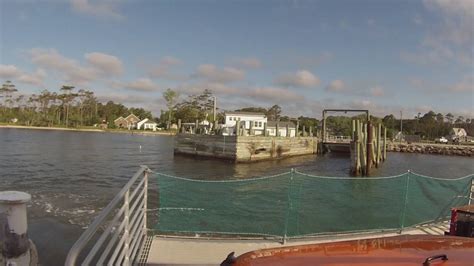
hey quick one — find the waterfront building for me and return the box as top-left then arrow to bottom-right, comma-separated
114,114 -> 141,129
267,121 -> 296,137
450,128 -> 468,141
137,118 -> 158,131
224,112 -> 267,135
113,116 -> 127,128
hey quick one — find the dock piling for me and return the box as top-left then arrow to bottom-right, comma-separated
383,127 -> 387,161
236,119 -> 241,136
366,121 -> 373,175
0,191 -> 37,266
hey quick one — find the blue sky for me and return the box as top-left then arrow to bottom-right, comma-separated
0,0 -> 472,118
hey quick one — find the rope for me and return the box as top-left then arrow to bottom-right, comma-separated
151,169 -> 473,182
294,170 -> 407,180
151,170 -> 290,183
409,171 -> 474,181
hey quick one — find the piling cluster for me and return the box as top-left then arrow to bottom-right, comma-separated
350,120 -> 387,176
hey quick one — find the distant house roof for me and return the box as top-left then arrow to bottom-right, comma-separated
138,118 -> 157,125
114,116 -> 125,122
451,128 -> 467,136
125,114 -> 140,122
225,112 -> 266,116
267,121 -> 296,128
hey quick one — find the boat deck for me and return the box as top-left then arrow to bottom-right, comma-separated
141,221 -> 450,265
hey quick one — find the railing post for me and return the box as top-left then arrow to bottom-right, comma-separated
124,189 -> 130,265
283,169 -> 295,244
143,169 -> 148,237
400,170 -> 411,234
469,178 -> 474,205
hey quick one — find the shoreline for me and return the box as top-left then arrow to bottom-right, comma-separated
0,125 -> 176,136
387,142 -> 474,157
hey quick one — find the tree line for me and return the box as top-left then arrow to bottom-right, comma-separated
0,80 -> 152,128
161,88 -> 473,139
2,81 -> 471,139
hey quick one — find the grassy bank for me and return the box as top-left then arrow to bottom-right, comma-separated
0,124 -> 176,136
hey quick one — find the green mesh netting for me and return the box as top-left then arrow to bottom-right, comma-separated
155,173 -> 290,237
403,172 -> 472,227
154,171 -> 473,238
287,172 -> 407,236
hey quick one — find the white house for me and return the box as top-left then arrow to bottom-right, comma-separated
267,121 -> 297,137
450,128 -> 468,141
224,112 -> 267,135
137,118 -> 158,131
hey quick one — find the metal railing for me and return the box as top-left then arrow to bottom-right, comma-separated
65,165 -> 150,266
325,135 -> 352,143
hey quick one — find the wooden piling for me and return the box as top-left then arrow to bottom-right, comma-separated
366,121 -> 373,175
194,120 -> 199,134
372,125 -> 377,164
286,124 -> 290,137
309,126 -> 313,137
296,121 -> 300,137
377,123 -> 382,166
236,119 -> 241,136
276,122 -> 280,137
249,121 -> 254,135
264,122 -> 268,136
356,120 -> 361,175
178,119 -> 182,132
374,124 -> 379,167
383,127 -> 387,161
302,125 -> 306,137
352,120 -> 356,140
361,122 -> 367,175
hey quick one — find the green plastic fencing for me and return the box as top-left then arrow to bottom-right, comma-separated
154,171 -> 473,239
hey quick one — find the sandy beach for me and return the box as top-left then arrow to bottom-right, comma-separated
0,125 -> 176,136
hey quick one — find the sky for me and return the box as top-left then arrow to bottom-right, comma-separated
0,0 -> 473,119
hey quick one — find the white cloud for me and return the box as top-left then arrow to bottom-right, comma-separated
195,64 -> 245,83
410,75 -> 473,93
17,69 -> 47,86
291,52 -> 333,68
325,80 -> 346,92
85,52 -> 123,75
275,70 -> 320,88
71,0 -> 123,20
370,86 -> 385,97
0,64 -> 45,86
148,56 -> 186,81
29,48 -> 96,85
402,0 -> 473,65
28,48 -> 123,86
0,65 -> 22,79
232,57 -> 262,69
413,14 -> 423,25
160,56 -> 182,66
447,75 -> 474,92
245,87 -> 304,102
123,78 -> 159,92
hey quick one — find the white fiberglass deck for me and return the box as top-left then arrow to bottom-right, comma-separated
142,221 -> 450,265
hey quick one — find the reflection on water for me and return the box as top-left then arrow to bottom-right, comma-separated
0,128 -> 473,265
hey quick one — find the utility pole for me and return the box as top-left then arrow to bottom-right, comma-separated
213,96 -> 217,122
400,110 -> 403,144
212,96 -> 217,131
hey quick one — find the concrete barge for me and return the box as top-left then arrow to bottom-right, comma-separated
174,133 -> 320,162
